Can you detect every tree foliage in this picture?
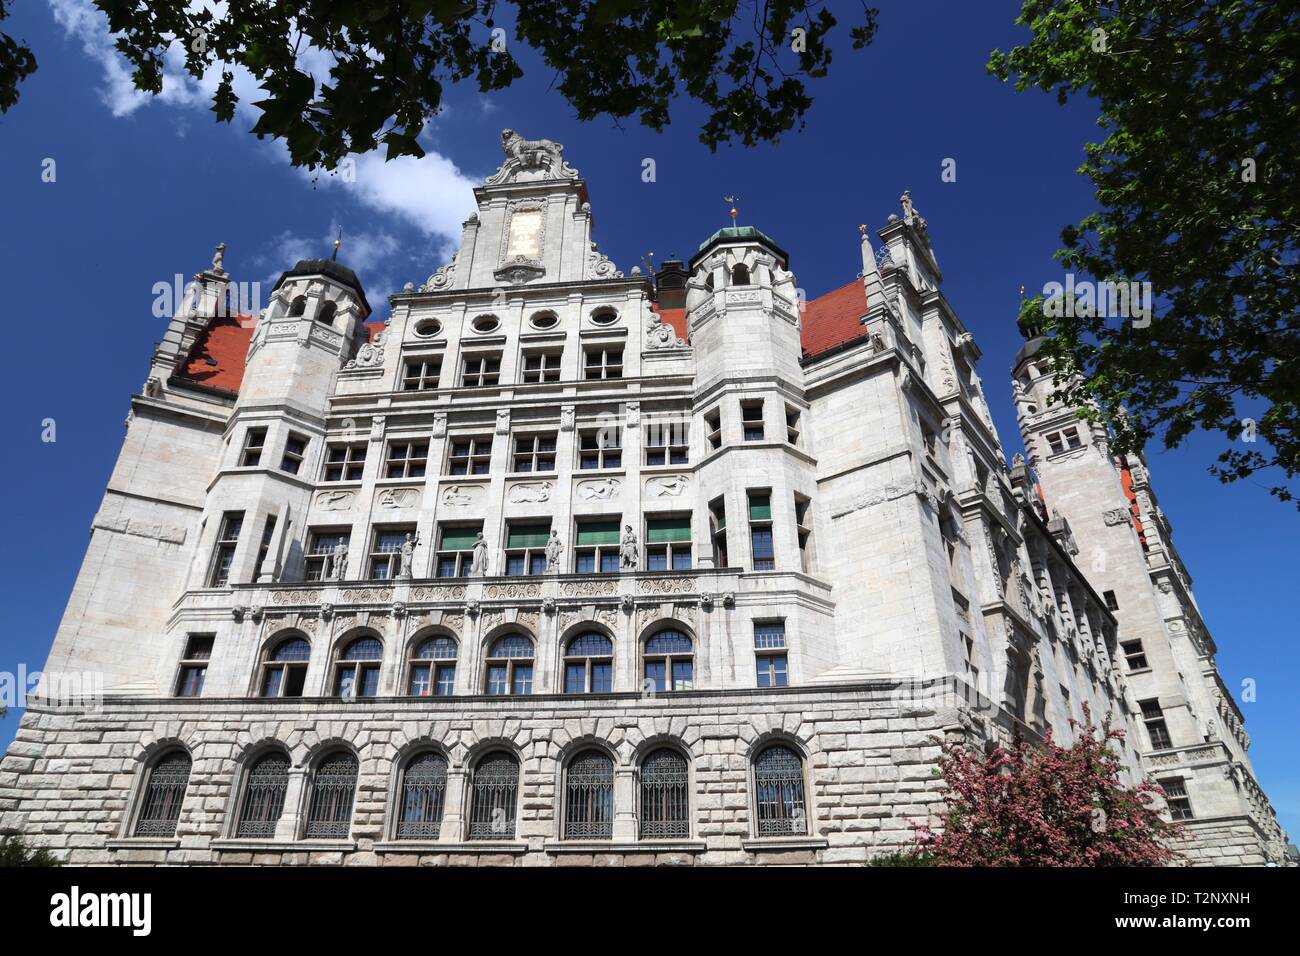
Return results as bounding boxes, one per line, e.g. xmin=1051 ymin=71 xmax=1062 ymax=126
xmin=0 ymin=0 xmax=37 ymax=114
xmin=0 ymin=834 xmax=62 ymax=867
xmin=914 ymin=713 xmax=1182 ymax=866
xmin=3 ymin=1 xmax=877 ymax=168
xmin=991 ymin=1 xmax=1300 ymax=505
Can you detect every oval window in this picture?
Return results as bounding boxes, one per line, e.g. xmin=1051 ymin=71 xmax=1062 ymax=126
xmin=590 ymin=308 xmax=618 ymax=326
xmin=414 ymin=319 xmax=443 ymax=338
xmin=530 ymin=311 xmax=559 ymax=330
xmin=472 ymin=314 xmax=501 ymax=334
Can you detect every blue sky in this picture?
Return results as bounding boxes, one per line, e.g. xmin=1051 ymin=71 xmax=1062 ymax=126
xmin=1 ymin=0 xmax=1296 ymax=840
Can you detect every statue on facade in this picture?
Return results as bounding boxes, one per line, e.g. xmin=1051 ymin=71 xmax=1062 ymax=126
xmin=620 ymin=526 xmax=640 ymax=569
xmin=330 ymin=541 xmax=349 ymax=581
xmin=545 ymin=531 xmax=564 ymax=572
xmin=211 ymin=241 xmax=227 ymax=274
xmin=398 ymin=532 xmax=420 ymax=578
xmin=471 ymin=532 xmax=490 ymax=576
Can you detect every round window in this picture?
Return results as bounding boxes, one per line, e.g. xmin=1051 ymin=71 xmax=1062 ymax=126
xmin=590 ymin=309 xmax=618 ymax=326
xmin=472 ymin=314 xmax=501 ymax=334
xmin=414 ymin=319 xmax=443 ymax=338
xmin=530 ymin=311 xmax=559 ymax=330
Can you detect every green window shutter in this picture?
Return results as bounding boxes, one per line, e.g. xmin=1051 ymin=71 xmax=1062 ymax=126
xmin=577 ymin=519 xmax=621 ymax=546
xmin=440 ymin=528 xmax=481 ymax=550
xmin=748 ymin=494 xmax=771 ymax=521
xmin=508 ymin=524 xmax=551 ymax=549
xmin=647 ymin=517 xmax=691 ymax=543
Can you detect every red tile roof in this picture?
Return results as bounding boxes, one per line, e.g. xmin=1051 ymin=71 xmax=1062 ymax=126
xmin=650 ymin=303 xmax=688 ymax=341
xmin=173 ymin=314 xmax=256 ymax=394
xmin=801 ymin=279 xmax=869 ymax=358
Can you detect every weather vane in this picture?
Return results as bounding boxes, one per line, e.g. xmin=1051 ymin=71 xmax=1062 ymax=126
xmin=331 ymin=225 xmax=343 ymax=262
xmin=725 ymin=195 xmax=740 ymax=226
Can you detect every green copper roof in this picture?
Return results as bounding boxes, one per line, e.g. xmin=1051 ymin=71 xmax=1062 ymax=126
xmin=691 ymin=225 xmax=789 ymax=267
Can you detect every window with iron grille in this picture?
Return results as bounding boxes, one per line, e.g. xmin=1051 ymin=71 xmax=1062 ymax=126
xmin=174 ymin=634 xmax=213 ymax=698
xmin=1140 ymin=698 xmax=1173 ymax=750
xmin=754 ymin=745 xmax=807 ymax=836
xmin=436 ymin=524 xmax=481 ymax=577
xmin=403 ymin=357 xmax=442 ymax=391
xmin=484 ymin=635 xmax=533 ymax=695
xmin=583 ymin=346 xmax=623 ymax=380
xmin=575 ymin=518 xmax=621 ymax=573
xmin=385 ymin=440 xmax=428 ymax=478
xmin=208 ymin=511 xmax=244 ymax=587
xmin=323 ymin=443 xmax=367 ymax=481
xmin=304 ymin=752 xmax=358 ymax=838
xmin=646 ymin=516 xmax=692 ymax=570
xmin=1160 ymin=778 xmax=1194 ymax=821
xmin=578 ymin=428 xmax=621 ymax=470
xmin=754 ymin=622 xmax=788 ymax=688
xmin=461 ymin=352 xmax=501 ymax=387
xmin=741 ymin=400 xmax=765 ymax=441
xmin=512 ymin=433 xmax=556 ymax=473
xmin=236 ymin=751 xmax=290 ymax=838
xmin=280 ymin=432 xmax=308 ymax=474
xmin=239 ymin=427 xmax=266 ymax=466
xmin=260 ymin=636 xmax=310 ymax=697
xmin=1122 ymin=640 xmax=1149 ymax=671
xmin=334 ymin=637 xmax=382 ymax=698
xmin=643 ymin=629 xmax=693 ymax=692
xmin=505 ymin=521 xmax=551 ymax=575
xmin=644 ymin=419 xmax=689 ymax=466
xmin=448 ymin=436 xmax=493 ymax=475
xmin=396 ymin=751 xmax=448 ymax=839
xmin=521 ymin=350 xmax=562 ymax=383
xmin=564 ymin=633 xmax=613 ymax=694
xmin=304 ymin=529 xmax=349 ymax=581
xmin=408 ymin=636 xmax=457 ymax=696
xmin=639 ymin=749 xmax=688 ymax=839
xmin=748 ymin=491 xmax=774 ymax=570
xmin=368 ymin=527 xmax=412 ymax=580
xmin=133 ymin=750 xmax=191 ymax=837
xmin=468 ymin=753 xmax=518 ymax=840
xmin=564 ymin=750 xmax=614 ymax=839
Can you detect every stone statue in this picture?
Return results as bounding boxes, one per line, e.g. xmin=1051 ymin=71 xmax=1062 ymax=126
xmin=211 ymin=242 xmax=226 ymax=274
xmin=330 ymin=541 xmax=349 ymax=581
xmin=471 ymin=532 xmax=490 ymax=576
xmin=620 ymin=525 xmax=639 ymax=569
xmin=545 ymin=531 xmax=564 ymax=572
xmin=501 ymin=128 xmax=564 ymax=164
xmin=398 ymin=532 xmax=420 ymax=578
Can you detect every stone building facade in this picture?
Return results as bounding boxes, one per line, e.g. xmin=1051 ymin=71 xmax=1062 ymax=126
xmin=0 ymin=131 xmax=1287 ymax=865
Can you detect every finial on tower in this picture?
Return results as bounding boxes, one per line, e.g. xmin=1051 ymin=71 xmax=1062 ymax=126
xmin=725 ymin=195 xmax=740 ymax=226
xmin=331 ymin=226 xmax=343 ymax=262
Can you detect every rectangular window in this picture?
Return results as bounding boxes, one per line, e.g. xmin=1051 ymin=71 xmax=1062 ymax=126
xmin=505 ymin=521 xmax=551 ymax=576
xmin=323 ymin=443 xmax=367 ymax=481
xmin=644 ymin=420 xmax=689 ymax=466
xmin=1103 ymin=589 xmax=1119 ymax=611
xmin=785 ymin=405 xmax=802 ymax=446
xmin=755 ymin=624 xmax=788 ymax=688
xmin=512 ymin=433 xmax=557 ymax=473
xmin=704 ymin=408 xmax=722 ymax=450
xmin=411 ymin=662 xmax=457 ymax=697
xmin=174 ymin=634 xmax=213 ymax=698
xmin=280 ymin=432 xmax=308 ymax=474
xmin=462 ymin=352 xmax=501 ymax=387
xmin=1046 ymin=432 xmax=1065 ymax=455
xmin=709 ymin=497 xmax=729 ymax=568
xmin=646 ymin=516 xmax=692 ymax=571
xmin=1140 ymin=698 xmax=1173 ymax=750
xmin=748 ymin=491 xmax=774 ymax=571
xmin=403 ymin=357 xmax=442 ymax=391
xmin=584 ymin=346 xmax=623 ymax=380
xmin=240 ymin=428 xmax=266 ymax=467
xmin=1063 ymin=426 xmax=1083 ymax=449
xmin=962 ymin=633 xmax=980 ymax=684
xmin=1160 ymin=778 xmax=1194 ymax=821
xmin=208 ymin=512 xmax=244 ymax=587
xmin=305 ymin=529 xmax=349 ymax=581
xmin=448 ymin=436 xmax=492 ymax=476
xmin=793 ymin=494 xmax=812 ymax=572
xmin=521 ymin=350 xmax=562 ymax=383
xmin=1122 ymin=640 xmax=1149 ymax=671
xmin=578 ymin=428 xmax=621 ymax=470
xmin=741 ymin=400 xmax=765 ymax=441
xmin=254 ymin=515 xmax=277 ymax=580
xmin=575 ymin=518 xmax=621 ymax=573
xmin=368 ymin=527 xmax=412 ymax=580
xmin=386 ymin=441 xmax=428 ymax=479
xmin=436 ymin=525 xmax=481 ymax=578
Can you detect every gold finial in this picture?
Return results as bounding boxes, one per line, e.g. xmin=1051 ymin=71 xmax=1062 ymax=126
xmin=724 ymin=195 xmax=740 ymax=225
xmin=331 ymin=225 xmax=343 ymax=262
xmin=859 ymin=223 xmax=867 ymax=234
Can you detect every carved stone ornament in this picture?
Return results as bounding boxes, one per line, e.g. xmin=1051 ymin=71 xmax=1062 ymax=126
xmin=346 ymin=331 xmax=386 ymax=369
xmin=576 ymin=477 xmax=621 ymax=500
xmin=586 ymin=242 xmax=623 ymax=280
xmin=250 ymin=605 xmax=264 ymax=623
xmin=620 ymin=594 xmax=636 ymax=613
xmin=560 ymin=406 xmax=576 ymax=432
xmin=432 ymin=412 xmax=447 ymax=439
xmin=1102 ymin=508 xmax=1131 ymax=527
xmin=441 ymin=484 xmax=480 ymax=507
xmin=646 ymin=317 xmax=687 ymax=349
xmin=646 ymin=474 xmax=689 ymax=497
xmin=421 ymin=253 xmax=457 ymax=292
xmin=320 ymin=603 xmax=334 ymax=620
xmin=700 ymin=593 xmax=715 ymax=611
xmin=484 ymin=128 xmax=579 ymax=185
xmin=542 ymin=597 xmax=558 ymax=614
xmin=377 ymin=488 xmax=420 ymax=509
xmin=465 ymin=600 xmax=481 ymax=617
xmin=232 ymin=605 xmax=248 ymax=622
xmin=509 ymin=481 xmax=553 ymax=504
xmin=392 ymin=601 xmax=407 ymax=619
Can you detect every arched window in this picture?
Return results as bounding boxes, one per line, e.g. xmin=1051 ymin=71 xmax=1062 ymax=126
xmin=236 ymin=751 xmax=290 ymax=838
xmin=317 ymin=300 xmax=337 ymax=324
xmin=304 ymin=751 xmax=358 ymax=838
xmin=334 ymin=636 xmax=382 ymax=698
xmin=563 ymin=632 xmax=613 ymax=694
xmin=564 ymin=750 xmax=614 ymax=839
xmin=754 ymin=745 xmax=807 ymax=836
xmin=468 ymin=752 xmax=519 ymax=840
xmin=731 ymin=264 xmax=750 ymax=286
xmin=260 ymin=636 xmax=310 ymax=698
xmin=395 ymin=751 xmax=448 ymax=839
xmin=639 ymin=748 xmax=688 ymax=839
xmin=288 ymin=295 xmax=307 ymax=317
xmin=484 ymin=635 xmax=533 ymax=696
xmin=133 ymin=750 xmax=191 ymax=837
xmin=643 ymin=629 xmax=694 ymax=692
xmin=408 ymin=635 xmax=457 ymax=697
